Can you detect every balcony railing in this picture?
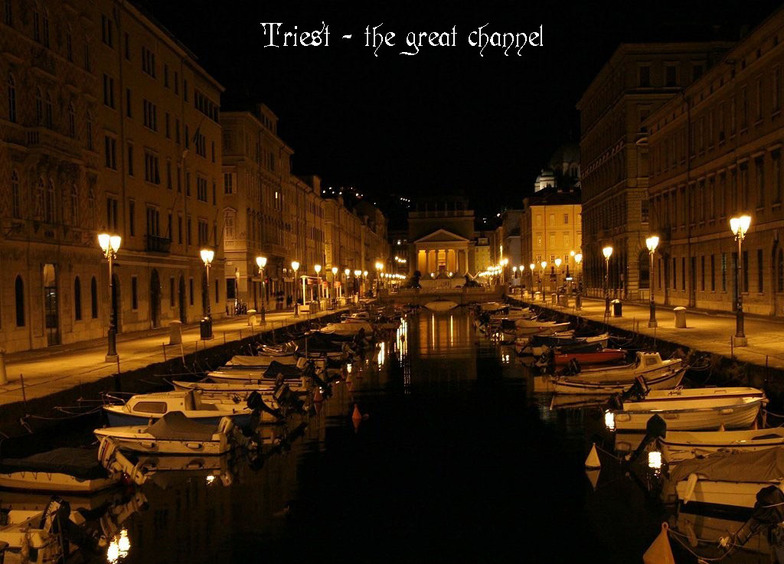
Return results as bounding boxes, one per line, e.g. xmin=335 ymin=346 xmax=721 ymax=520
xmin=145 ymin=235 xmax=171 ymax=254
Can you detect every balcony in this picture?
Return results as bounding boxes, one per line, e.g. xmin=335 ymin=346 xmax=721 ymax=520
xmin=145 ymin=235 xmax=171 ymax=254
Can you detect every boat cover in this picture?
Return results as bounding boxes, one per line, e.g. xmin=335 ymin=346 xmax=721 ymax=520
xmin=0 ymin=447 xmax=107 ymax=479
xmin=669 ymin=446 xmax=784 ymax=484
xmin=264 ymin=361 xmax=303 ymax=380
xmin=145 ymin=411 xmax=216 ymax=441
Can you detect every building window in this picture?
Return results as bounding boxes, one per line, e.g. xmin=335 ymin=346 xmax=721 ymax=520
xmin=165 ymin=113 xmax=170 ymax=138
xmin=141 ymin=46 xmax=156 ymax=77
xmin=124 ymin=32 xmax=130 ymax=59
xmin=177 ymin=214 xmax=182 ymax=244
xmin=91 ymin=276 xmax=98 ymax=318
xmin=755 ymin=156 xmax=765 ymax=208
xmin=35 ymin=87 xmax=42 ymax=124
xmin=45 ymin=179 xmax=55 ymax=223
xmin=71 ymin=185 xmax=78 ymax=225
xmin=197 ymin=219 xmax=208 ymax=245
xmin=774 ymin=151 xmax=782 ymax=204
xmin=672 ymin=258 xmax=677 ymax=290
xmin=131 ymin=276 xmax=138 ymax=310
xmin=710 ymin=255 xmax=715 ymax=291
xmin=224 ymin=210 xmax=235 ymax=239
xmin=129 ymin=199 xmax=135 ymax=236
xmin=174 ymin=72 xmax=179 ymax=94
xmin=86 ymin=111 xmax=94 ymax=150
xmin=143 ymin=99 xmax=157 ymax=131
xmin=11 ymin=170 xmax=20 ymax=218
xmin=774 ymin=67 xmax=781 ymax=113
xmin=44 ymin=92 xmax=52 ymax=128
xmin=187 ymin=216 xmax=192 ymax=245
xmin=758 ymin=249 xmax=764 ymax=293
xmin=15 ymin=275 xmax=24 ymax=327
xmin=106 ymin=195 xmax=118 ymax=230
xmin=103 ymin=74 xmax=115 ymax=108
xmin=170 ymin=277 xmax=175 ymax=307
xmin=74 ymin=276 xmax=82 ymax=321
xmin=101 ymin=14 xmax=113 ymax=46
xmin=197 ymin=176 xmax=207 ymax=202
xmin=681 ymin=257 xmax=686 ymax=290
xmin=104 ymin=136 xmax=117 ymax=169
xmin=700 ymin=256 xmax=705 ymax=291
xmin=146 ymin=206 xmax=160 ymax=237
xmin=166 ymin=161 xmax=172 ymax=190
xmin=778 ymin=249 xmax=784 ymax=292
xmin=67 ymin=103 xmax=75 ymax=137
xmin=127 ymin=143 xmax=134 ymax=176
xmin=125 ymin=88 xmax=132 ymax=118
xmin=224 ymin=173 xmax=233 ymax=194
xmin=743 ymin=250 xmax=749 ymax=293
xmin=638 ymin=65 xmax=651 ymax=87
xmin=7 ymin=73 xmax=15 ymax=122
xmin=164 ymin=64 xmax=169 ymax=87
xmin=144 ymin=151 xmax=160 ymax=184
xmin=175 ymin=119 xmax=180 ymax=144
xmin=189 ymin=278 xmax=194 ymax=306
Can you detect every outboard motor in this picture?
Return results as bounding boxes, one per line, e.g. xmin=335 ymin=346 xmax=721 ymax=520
xmin=628 ymin=414 xmax=667 ymax=464
xmin=720 ymin=486 xmax=784 ymax=555
xmin=246 ymin=391 xmax=283 ymax=421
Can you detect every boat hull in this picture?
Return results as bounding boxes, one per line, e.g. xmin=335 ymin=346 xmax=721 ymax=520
xmin=94 ymin=428 xmax=230 ymax=455
xmin=553 ymin=366 xmax=686 ymax=395
xmin=613 ymin=398 xmax=763 ymax=431
xmin=0 ymin=472 xmax=117 ymax=493
xmin=103 ymin=408 xmax=254 ymax=429
xmin=660 ymin=428 xmax=784 ymax=464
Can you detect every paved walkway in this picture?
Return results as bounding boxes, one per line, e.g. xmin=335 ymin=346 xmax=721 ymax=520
xmin=520 ymin=294 xmax=784 ymax=370
xmin=0 ymin=308 xmax=342 ymax=407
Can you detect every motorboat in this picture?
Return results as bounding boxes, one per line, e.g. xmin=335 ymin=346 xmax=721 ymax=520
xmin=608 ymin=386 xmax=766 ymax=432
xmin=659 ymin=427 xmax=784 ymax=464
xmin=556 ymin=351 xmax=683 ymax=383
xmin=512 ymin=321 xmax=572 ymax=337
xmin=225 ymin=353 xmax=302 ymax=367
xmin=102 ymin=389 xmax=257 ymax=428
xmin=552 ymin=347 xmax=627 ymax=367
xmin=552 ymin=365 xmax=686 ymax=395
xmin=94 ymin=412 xmax=238 ymax=455
xmin=666 ymin=447 xmax=784 ymax=509
xmin=0 ymin=446 xmax=133 ymax=493
xmin=321 ymin=320 xmax=374 ymax=336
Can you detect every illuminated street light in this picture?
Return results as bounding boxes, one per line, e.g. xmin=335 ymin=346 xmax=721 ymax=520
xmin=98 ymin=233 xmax=121 ymax=362
xmin=540 ymin=260 xmax=547 ymax=302
xmin=603 ymin=245 xmax=613 ymax=316
xmin=730 ymin=214 xmax=752 ymax=346
xmin=554 ymin=257 xmax=562 ymax=302
xmin=200 ymin=248 xmax=215 ymax=339
xmin=314 ymin=264 xmax=322 ymax=306
xmin=645 ymin=237 xmax=659 ymax=328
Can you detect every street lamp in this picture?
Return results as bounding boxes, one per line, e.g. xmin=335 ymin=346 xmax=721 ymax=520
xmin=540 ymin=260 xmax=547 ymax=302
xmin=344 ymin=268 xmax=351 ymax=298
xmin=730 ymin=214 xmax=752 ymax=346
xmin=603 ymin=245 xmax=613 ymax=316
xmin=98 ymin=233 xmax=121 ymax=362
xmin=574 ymin=252 xmax=583 ymax=310
xmin=314 ymin=264 xmax=322 ymax=306
xmin=331 ymin=266 xmax=339 ymax=303
xmin=554 ymin=257 xmax=562 ymax=300
xmin=354 ymin=269 xmax=362 ymax=299
xmin=291 ymin=260 xmax=300 ymax=316
xmin=645 ymin=236 xmax=659 ymax=328
xmin=375 ymin=261 xmax=383 ymax=295
xmin=255 ymin=256 xmax=267 ymax=320
xmin=529 ymin=263 xmax=535 ymax=299
xmin=200 ymin=248 xmax=215 ymax=339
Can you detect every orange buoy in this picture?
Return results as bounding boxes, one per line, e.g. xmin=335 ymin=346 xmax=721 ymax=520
xmin=352 ymin=404 xmax=362 ymax=422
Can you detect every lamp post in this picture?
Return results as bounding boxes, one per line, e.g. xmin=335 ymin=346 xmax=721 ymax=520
xmin=554 ymin=257 xmax=562 ymax=301
xmin=574 ymin=252 xmax=583 ymax=310
xmin=291 ymin=260 xmax=300 ymax=316
xmin=98 ymin=233 xmax=121 ymax=362
xmin=603 ymin=245 xmax=613 ymax=316
xmin=540 ymin=260 xmax=547 ymax=302
xmin=256 ymin=256 xmax=267 ymax=322
xmin=200 ymin=248 xmax=215 ymax=339
xmin=314 ymin=264 xmax=322 ymax=307
xmin=645 ymin=236 xmax=659 ymax=328
xmin=529 ymin=263 xmax=535 ymax=299
xmin=730 ymin=214 xmax=752 ymax=346
xmin=375 ymin=261 xmax=383 ymax=295
xmin=344 ymin=268 xmax=351 ymax=299
xmin=331 ymin=266 xmax=338 ymax=304
xmin=354 ymin=269 xmax=362 ymax=300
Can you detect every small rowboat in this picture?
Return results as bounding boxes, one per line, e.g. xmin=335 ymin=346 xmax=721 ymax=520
xmin=609 ymin=387 xmax=766 ymax=431
xmin=659 ymin=427 xmax=784 ymax=464
xmin=552 ymin=366 xmax=686 ymax=395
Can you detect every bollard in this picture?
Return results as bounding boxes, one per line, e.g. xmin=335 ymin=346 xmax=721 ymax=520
xmin=0 ymin=349 xmax=7 ymax=385
xmin=168 ymin=321 xmax=183 ymax=345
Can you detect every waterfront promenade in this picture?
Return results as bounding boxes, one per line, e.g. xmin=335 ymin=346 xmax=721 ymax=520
xmin=0 ymin=308 xmax=339 ymax=409
xmin=521 ymin=294 xmax=784 ymax=370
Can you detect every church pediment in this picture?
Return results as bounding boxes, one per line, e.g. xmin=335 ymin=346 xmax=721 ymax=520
xmin=414 ymin=228 xmax=469 ymax=244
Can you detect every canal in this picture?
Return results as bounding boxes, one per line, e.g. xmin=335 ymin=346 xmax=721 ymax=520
xmin=5 ymin=309 xmax=755 ymax=563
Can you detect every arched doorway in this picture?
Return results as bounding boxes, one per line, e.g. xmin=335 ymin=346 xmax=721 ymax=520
xmin=178 ymin=275 xmax=187 ymax=323
xmin=150 ymin=269 xmax=161 ymax=328
xmin=43 ymin=263 xmax=60 ymax=346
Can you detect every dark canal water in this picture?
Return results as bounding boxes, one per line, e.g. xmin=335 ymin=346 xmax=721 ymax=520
xmin=10 ymin=309 xmax=766 ymax=563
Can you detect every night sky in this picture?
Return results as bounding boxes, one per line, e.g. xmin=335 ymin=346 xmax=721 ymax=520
xmin=136 ymin=0 xmax=783 ymax=217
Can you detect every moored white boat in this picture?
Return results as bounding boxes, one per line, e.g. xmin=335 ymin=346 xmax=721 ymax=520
xmin=424 ymin=299 xmax=459 ymax=312
xmin=667 ymin=447 xmax=784 ymax=509
xmin=94 ymin=412 xmax=236 ymax=455
xmin=0 ymin=447 xmax=119 ymax=493
xmin=558 ymin=351 xmax=682 ymax=383
xmin=103 ymin=389 xmax=257 ymax=428
xmin=659 ymin=427 xmax=784 ymax=464
xmin=609 ymin=386 xmax=766 ymax=432
xmin=552 ymin=365 xmax=686 ymax=395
